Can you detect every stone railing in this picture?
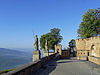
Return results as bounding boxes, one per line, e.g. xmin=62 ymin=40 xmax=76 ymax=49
xmin=88 ymin=56 xmax=100 ymax=65
xmin=2 ymin=53 xmax=59 ymax=75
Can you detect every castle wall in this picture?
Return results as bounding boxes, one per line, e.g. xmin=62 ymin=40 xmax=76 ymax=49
xmin=55 ymin=45 xmax=62 ymax=55
xmin=55 ymin=45 xmax=70 ymax=58
xmin=76 ymin=36 xmax=100 ymax=58
xmin=75 ymin=36 xmax=100 ymax=65
xmin=76 ymin=39 xmax=86 ymax=50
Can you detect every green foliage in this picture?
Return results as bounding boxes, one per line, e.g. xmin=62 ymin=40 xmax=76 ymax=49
xmin=69 ymin=39 xmax=75 ymax=54
xmin=69 ymin=39 xmax=75 ymax=48
xmin=0 ymin=68 xmax=16 ymax=74
xmin=77 ymin=9 xmax=100 ymax=38
xmin=40 ymin=28 xmax=63 ymax=50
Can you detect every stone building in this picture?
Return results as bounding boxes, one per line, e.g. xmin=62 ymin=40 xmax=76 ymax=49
xmin=55 ymin=44 xmax=70 ymax=58
xmin=75 ymin=36 xmax=100 ymax=65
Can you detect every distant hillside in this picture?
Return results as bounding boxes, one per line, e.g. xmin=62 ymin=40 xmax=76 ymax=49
xmin=0 ymin=48 xmax=33 ymax=71
xmin=0 ymin=48 xmax=32 ymax=57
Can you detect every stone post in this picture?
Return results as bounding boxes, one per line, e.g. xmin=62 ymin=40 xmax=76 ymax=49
xmin=55 ymin=45 xmax=57 ymax=53
xmin=33 ymin=35 xmax=41 ymax=62
xmin=43 ymin=40 xmax=49 ymax=56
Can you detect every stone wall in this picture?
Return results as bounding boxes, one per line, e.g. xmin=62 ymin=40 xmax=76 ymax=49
xmin=2 ymin=53 xmax=58 ymax=75
xmin=55 ymin=45 xmax=62 ymax=55
xmin=61 ymin=50 xmax=70 ymax=58
xmin=88 ymin=56 xmax=100 ymax=65
xmin=76 ymin=36 xmax=100 ymax=57
xmin=76 ymin=50 xmax=89 ymax=57
xmin=55 ymin=45 xmax=70 ymax=58
xmin=75 ymin=36 xmax=100 ymax=64
xmin=76 ymin=50 xmax=89 ymax=60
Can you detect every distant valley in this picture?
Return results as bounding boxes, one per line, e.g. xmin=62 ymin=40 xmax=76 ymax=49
xmin=0 ymin=48 xmax=33 ymax=71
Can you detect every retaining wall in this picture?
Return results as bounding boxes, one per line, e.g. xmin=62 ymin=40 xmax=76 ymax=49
xmin=88 ymin=56 xmax=100 ymax=65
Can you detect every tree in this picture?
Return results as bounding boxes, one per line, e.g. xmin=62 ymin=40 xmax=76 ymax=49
xmin=69 ymin=39 xmax=76 ymax=54
xmin=40 ymin=28 xmax=63 ymax=50
xmin=77 ymin=9 xmax=100 ymax=39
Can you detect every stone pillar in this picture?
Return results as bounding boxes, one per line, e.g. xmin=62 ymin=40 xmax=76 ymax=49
xmin=43 ymin=50 xmax=49 ymax=56
xmin=55 ymin=45 xmax=57 ymax=53
xmin=55 ymin=44 xmax=62 ymax=55
xmin=59 ymin=45 xmax=62 ymax=55
xmin=43 ymin=40 xmax=49 ymax=56
xmin=33 ymin=35 xmax=41 ymax=62
xmin=33 ymin=50 xmax=41 ymax=62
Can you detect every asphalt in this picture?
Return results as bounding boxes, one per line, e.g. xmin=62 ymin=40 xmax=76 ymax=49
xmin=34 ymin=57 xmax=100 ymax=75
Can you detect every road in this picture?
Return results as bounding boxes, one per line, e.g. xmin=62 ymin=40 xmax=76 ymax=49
xmin=34 ymin=57 xmax=100 ymax=75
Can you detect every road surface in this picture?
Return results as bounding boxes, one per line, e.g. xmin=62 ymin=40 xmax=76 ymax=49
xmin=34 ymin=57 xmax=100 ymax=75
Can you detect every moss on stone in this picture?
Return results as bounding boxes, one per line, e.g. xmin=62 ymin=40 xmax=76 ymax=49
xmin=0 ymin=68 xmax=16 ymax=74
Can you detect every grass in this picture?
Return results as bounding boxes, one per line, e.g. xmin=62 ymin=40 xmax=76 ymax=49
xmin=0 ymin=68 xmax=16 ymax=74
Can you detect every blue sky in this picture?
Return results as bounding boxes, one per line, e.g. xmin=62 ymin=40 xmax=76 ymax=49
xmin=0 ymin=0 xmax=100 ymax=49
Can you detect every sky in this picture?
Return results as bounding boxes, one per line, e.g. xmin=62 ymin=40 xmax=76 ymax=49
xmin=0 ymin=0 xmax=100 ymax=49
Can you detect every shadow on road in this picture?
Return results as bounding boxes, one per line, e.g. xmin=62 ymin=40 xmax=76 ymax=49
xmin=34 ymin=59 xmax=57 ymax=75
xmin=34 ymin=58 xmax=73 ymax=75
xmin=34 ymin=57 xmax=100 ymax=75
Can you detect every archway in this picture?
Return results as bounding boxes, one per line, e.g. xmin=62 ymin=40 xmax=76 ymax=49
xmin=57 ymin=49 xmax=59 ymax=53
xmin=55 ymin=45 xmax=62 ymax=55
xmin=91 ymin=45 xmax=96 ymax=57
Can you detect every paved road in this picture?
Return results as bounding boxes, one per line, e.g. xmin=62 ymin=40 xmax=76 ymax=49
xmin=34 ymin=57 xmax=100 ymax=75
